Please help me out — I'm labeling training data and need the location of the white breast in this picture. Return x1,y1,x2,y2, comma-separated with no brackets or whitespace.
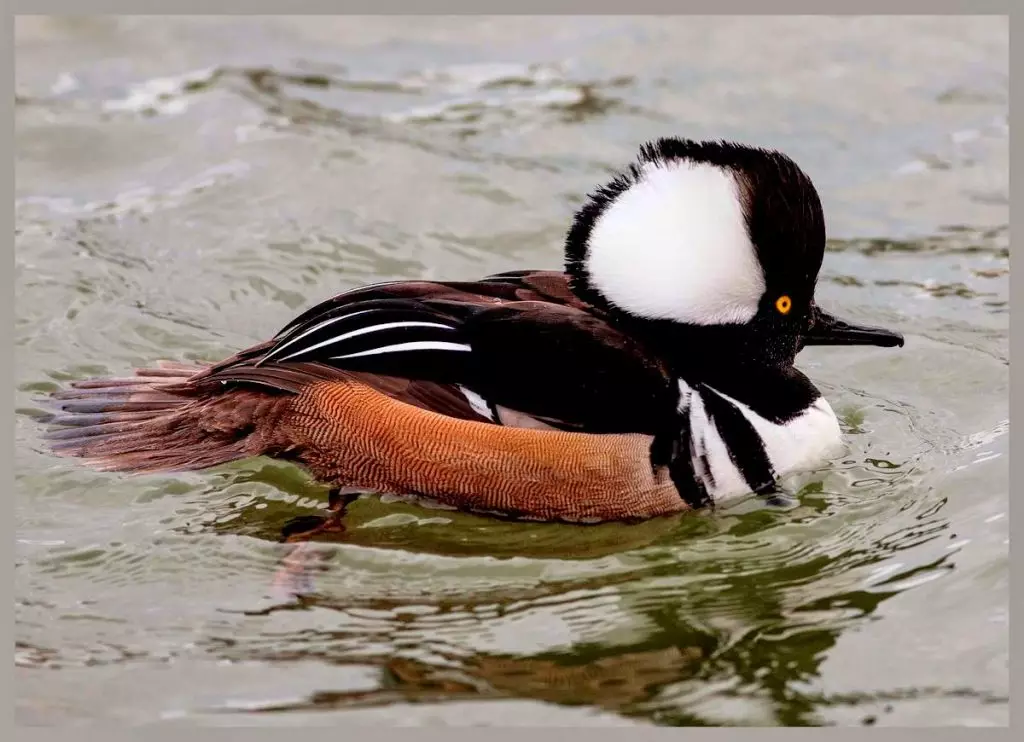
679,379,844,501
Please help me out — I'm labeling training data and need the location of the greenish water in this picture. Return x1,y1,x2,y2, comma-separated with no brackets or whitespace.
15,16,1008,727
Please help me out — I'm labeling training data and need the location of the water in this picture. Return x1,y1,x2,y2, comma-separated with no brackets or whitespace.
15,16,1008,727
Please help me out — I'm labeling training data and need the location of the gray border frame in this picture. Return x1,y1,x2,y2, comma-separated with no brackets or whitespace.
5,1,1018,14
7,2,1014,737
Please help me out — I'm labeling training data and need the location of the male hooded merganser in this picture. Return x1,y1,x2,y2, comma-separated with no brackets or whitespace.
42,137,904,537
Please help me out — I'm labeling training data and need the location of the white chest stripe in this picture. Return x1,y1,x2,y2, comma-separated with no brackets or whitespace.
677,379,843,501
702,385,843,482
677,381,714,490
683,381,749,499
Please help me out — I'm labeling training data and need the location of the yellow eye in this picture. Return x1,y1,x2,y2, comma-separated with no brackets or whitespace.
775,295,792,315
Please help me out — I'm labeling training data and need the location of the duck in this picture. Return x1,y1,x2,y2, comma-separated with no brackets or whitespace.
41,137,904,539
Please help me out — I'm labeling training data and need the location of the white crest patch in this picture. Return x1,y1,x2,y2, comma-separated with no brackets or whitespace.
585,160,766,325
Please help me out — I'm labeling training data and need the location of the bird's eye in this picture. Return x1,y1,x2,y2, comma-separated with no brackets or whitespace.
775,295,792,315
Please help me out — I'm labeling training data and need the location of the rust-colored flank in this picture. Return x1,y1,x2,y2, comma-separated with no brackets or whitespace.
289,379,687,523
44,362,688,524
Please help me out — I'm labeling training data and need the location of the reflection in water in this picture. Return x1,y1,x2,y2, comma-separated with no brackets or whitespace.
197,536,983,726
17,391,979,725
181,453,972,726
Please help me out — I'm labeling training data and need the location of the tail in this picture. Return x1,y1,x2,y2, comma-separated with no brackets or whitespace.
41,360,294,474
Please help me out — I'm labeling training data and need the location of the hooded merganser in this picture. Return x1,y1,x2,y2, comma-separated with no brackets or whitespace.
42,137,904,536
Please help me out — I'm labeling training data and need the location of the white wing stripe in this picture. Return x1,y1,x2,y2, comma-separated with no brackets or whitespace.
262,309,377,363
330,341,472,360
458,385,496,421
278,321,458,362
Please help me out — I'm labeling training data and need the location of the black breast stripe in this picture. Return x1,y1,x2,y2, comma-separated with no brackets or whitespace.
700,386,778,495
693,427,716,495
669,422,713,509
650,397,711,509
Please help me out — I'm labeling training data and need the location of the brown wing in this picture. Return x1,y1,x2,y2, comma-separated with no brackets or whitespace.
179,271,585,422
163,271,672,435
41,271,690,517
268,270,596,342
181,358,492,424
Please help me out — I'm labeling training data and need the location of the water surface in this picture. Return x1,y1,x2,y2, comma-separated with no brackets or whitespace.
15,16,1008,727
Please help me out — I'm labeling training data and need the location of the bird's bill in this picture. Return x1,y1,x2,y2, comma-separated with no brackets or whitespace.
803,306,904,348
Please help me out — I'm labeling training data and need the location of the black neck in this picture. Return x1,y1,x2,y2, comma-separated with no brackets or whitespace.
619,318,821,424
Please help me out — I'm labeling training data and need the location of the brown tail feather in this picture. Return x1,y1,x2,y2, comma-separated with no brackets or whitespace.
42,361,296,475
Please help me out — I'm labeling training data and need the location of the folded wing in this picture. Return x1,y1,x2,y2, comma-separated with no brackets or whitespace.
198,273,676,435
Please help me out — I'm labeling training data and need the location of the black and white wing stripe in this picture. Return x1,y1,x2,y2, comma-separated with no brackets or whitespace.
257,299,474,381
254,293,681,437
269,281,411,342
